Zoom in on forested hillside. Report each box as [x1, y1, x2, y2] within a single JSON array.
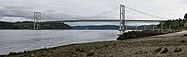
[[0, 21, 72, 29]]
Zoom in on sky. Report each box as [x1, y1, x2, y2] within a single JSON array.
[[0, 0, 187, 23]]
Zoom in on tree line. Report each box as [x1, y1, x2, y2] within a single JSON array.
[[0, 21, 72, 29], [158, 15, 187, 30]]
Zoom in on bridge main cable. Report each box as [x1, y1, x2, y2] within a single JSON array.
[[125, 6, 168, 19]]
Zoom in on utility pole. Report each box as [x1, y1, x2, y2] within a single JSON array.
[[57, 16, 59, 22], [57, 16, 59, 20], [126, 22, 128, 30], [153, 24, 155, 30], [119, 4, 126, 34], [136, 24, 138, 31], [169, 25, 171, 32], [161, 22, 164, 33], [144, 25, 146, 30], [169, 25, 171, 30]]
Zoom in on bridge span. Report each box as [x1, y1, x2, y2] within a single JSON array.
[[60, 19, 166, 22]]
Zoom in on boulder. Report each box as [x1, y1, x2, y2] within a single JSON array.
[[154, 47, 169, 54], [154, 47, 162, 53], [160, 48, 168, 54], [87, 52, 94, 56], [180, 40, 185, 44], [174, 48, 182, 52]]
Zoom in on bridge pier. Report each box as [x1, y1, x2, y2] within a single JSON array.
[[119, 4, 126, 34], [33, 12, 42, 30]]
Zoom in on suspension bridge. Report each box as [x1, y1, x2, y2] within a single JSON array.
[[34, 4, 168, 33]]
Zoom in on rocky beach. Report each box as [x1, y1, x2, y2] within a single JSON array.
[[2, 31, 187, 57]]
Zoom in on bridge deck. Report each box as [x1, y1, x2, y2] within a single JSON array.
[[61, 19, 166, 22]]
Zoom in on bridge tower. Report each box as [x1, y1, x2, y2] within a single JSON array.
[[119, 4, 126, 34], [34, 12, 42, 30]]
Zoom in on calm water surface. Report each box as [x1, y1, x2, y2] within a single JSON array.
[[0, 30, 118, 55]]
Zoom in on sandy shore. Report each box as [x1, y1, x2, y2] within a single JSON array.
[[2, 31, 187, 57]]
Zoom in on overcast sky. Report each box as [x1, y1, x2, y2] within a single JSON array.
[[0, 0, 187, 22]]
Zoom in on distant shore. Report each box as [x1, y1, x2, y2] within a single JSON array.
[[2, 31, 187, 57]]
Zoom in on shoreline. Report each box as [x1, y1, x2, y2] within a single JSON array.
[[2, 31, 187, 57]]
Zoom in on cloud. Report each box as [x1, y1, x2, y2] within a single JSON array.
[[0, 0, 120, 21], [0, 5, 85, 20], [124, 0, 187, 19], [0, 0, 187, 22], [0, 5, 33, 19]]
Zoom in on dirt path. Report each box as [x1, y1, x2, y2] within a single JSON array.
[[124, 30, 187, 42], [152, 30, 187, 37]]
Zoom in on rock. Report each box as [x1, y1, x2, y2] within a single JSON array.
[[160, 48, 169, 54], [180, 40, 185, 43], [174, 48, 182, 52], [135, 51, 148, 54], [75, 48, 84, 52], [109, 54, 114, 57], [75, 48, 81, 51], [154, 47, 162, 53], [113, 43, 117, 45], [30, 54, 35, 57], [71, 52, 77, 55], [154, 47, 169, 54], [183, 34, 187, 36], [117, 35, 126, 40], [135, 51, 143, 54], [87, 52, 95, 56]]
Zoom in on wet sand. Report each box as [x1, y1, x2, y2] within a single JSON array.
[[2, 31, 187, 57]]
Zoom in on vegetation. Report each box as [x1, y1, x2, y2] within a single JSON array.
[[0, 21, 72, 29], [116, 30, 177, 40], [73, 25, 159, 30], [158, 18, 187, 30]]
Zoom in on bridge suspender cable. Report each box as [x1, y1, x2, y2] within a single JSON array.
[[124, 6, 168, 19]]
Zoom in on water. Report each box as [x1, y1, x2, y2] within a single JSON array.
[[0, 30, 118, 55]]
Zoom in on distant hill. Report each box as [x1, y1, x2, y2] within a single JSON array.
[[72, 25, 159, 30], [73, 25, 119, 30], [0, 21, 72, 29]]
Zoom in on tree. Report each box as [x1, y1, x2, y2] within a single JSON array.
[[184, 13, 187, 20]]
